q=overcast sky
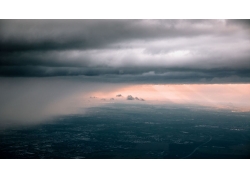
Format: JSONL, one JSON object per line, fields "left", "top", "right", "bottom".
{"left": 1, "top": 19, "right": 250, "bottom": 126}
{"left": 1, "top": 19, "right": 250, "bottom": 83}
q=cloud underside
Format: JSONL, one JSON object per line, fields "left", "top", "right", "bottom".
{"left": 1, "top": 19, "right": 250, "bottom": 83}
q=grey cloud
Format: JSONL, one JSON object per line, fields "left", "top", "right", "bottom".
{"left": 0, "top": 20, "right": 250, "bottom": 83}
{"left": 116, "top": 94, "right": 123, "bottom": 97}
{"left": 127, "top": 95, "right": 145, "bottom": 101}
{"left": 1, "top": 65, "right": 249, "bottom": 84}
{"left": 1, "top": 20, "right": 235, "bottom": 52}
{"left": 226, "top": 19, "right": 250, "bottom": 29}
{"left": 127, "top": 95, "right": 134, "bottom": 100}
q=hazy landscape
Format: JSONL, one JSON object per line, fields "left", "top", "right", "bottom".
{"left": 0, "top": 20, "right": 250, "bottom": 159}
{"left": 1, "top": 102, "right": 250, "bottom": 159}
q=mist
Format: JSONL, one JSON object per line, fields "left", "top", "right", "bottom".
{"left": 1, "top": 76, "right": 250, "bottom": 129}
{"left": 0, "top": 77, "right": 130, "bottom": 128}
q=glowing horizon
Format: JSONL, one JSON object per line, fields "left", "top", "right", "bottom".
{"left": 89, "top": 84, "right": 250, "bottom": 112}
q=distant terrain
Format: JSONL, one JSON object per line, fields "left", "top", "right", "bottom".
{"left": 0, "top": 103, "right": 250, "bottom": 159}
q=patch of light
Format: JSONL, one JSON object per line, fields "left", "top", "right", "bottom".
{"left": 217, "top": 19, "right": 226, "bottom": 25}
{"left": 168, "top": 50, "right": 190, "bottom": 57}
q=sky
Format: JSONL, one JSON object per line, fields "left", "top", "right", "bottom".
{"left": 0, "top": 20, "right": 250, "bottom": 127}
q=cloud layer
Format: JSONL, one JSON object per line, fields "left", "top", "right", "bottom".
{"left": 1, "top": 20, "right": 250, "bottom": 83}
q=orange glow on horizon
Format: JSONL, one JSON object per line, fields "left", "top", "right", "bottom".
{"left": 90, "top": 84, "right": 250, "bottom": 112}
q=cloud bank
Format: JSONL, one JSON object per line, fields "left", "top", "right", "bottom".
{"left": 1, "top": 20, "right": 250, "bottom": 83}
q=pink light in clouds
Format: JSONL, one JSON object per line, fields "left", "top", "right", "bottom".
{"left": 90, "top": 84, "right": 250, "bottom": 111}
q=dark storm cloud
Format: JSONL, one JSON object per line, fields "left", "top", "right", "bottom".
{"left": 0, "top": 19, "right": 232, "bottom": 52}
{"left": 1, "top": 65, "right": 249, "bottom": 84}
{"left": 0, "top": 19, "right": 250, "bottom": 83}
{"left": 226, "top": 19, "right": 250, "bottom": 28}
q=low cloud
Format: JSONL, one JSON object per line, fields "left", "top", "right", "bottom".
{"left": 135, "top": 97, "right": 145, "bottom": 101}
{"left": 126, "top": 95, "right": 145, "bottom": 101}
{"left": 127, "top": 95, "right": 134, "bottom": 100}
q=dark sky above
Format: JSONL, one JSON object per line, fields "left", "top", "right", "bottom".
{"left": 1, "top": 19, "right": 250, "bottom": 83}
